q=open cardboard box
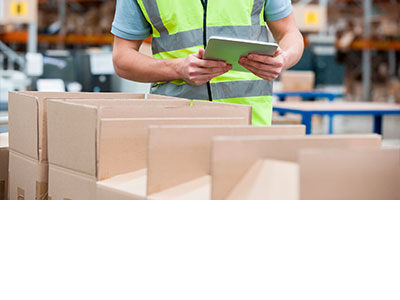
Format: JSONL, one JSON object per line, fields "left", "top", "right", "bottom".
{"left": 145, "top": 125, "right": 306, "bottom": 200}
{"left": 224, "top": 148, "right": 400, "bottom": 200}
{"left": 9, "top": 91, "right": 251, "bottom": 199}
{"left": 299, "top": 148, "right": 400, "bottom": 200}
{"left": 8, "top": 91, "right": 180, "bottom": 162}
{"left": 0, "top": 133, "right": 9, "bottom": 200}
{"left": 46, "top": 100, "right": 252, "bottom": 200}
{"left": 8, "top": 91, "right": 179, "bottom": 199}
{"left": 210, "top": 134, "right": 382, "bottom": 199}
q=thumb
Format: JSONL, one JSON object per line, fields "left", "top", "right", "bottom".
{"left": 197, "top": 48, "right": 205, "bottom": 59}
{"left": 274, "top": 47, "right": 282, "bottom": 57}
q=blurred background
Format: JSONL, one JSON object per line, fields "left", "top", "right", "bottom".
{"left": 0, "top": 0, "right": 399, "bottom": 140}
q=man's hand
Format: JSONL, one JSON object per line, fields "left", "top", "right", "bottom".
{"left": 238, "top": 48, "right": 287, "bottom": 81}
{"left": 177, "top": 49, "right": 232, "bottom": 85}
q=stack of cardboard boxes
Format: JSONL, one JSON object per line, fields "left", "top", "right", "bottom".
{"left": 4, "top": 91, "right": 400, "bottom": 200}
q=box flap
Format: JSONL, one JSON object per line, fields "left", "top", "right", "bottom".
{"left": 211, "top": 134, "right": 382, "bottom": 200}
{"left": 8, "top": 150, "right": 48, "bottom": 200}
{"left": 225, "top": 159, "right": 299, "bottom": 200}
{"left": 98, "top": 117, "right": 247, "bottom": 180}
{"left": 299, "top": 149, "right": 400, "bottom": 200}
{"left": 97, "top": 169, "right": 147, "bottom": 200}
{"left": 48, "top": 164, "right": 96, "bottom": 200}
{"left": 149, "top": 175, "right": 211, "bottom": 200}
{"left": 147, "top": 125, "right": 305, "bottom": 195}
{"left": 98, "top": 100, "right": 251, "bottom": 122}
{"left": 8, "top": 92, "right": 39, "bottom": 159}
{"left": 47, "top": 100, "right": 97, "bottom": 176}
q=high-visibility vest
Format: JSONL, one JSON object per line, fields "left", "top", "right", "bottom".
{"left": 136, "top": 0, "right": 273, "bottom": 125}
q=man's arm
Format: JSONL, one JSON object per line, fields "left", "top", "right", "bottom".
{"left": 112, "top": 36, "right": 231, "bottom": 86}
{"left": 238, "top": 13, "right": 304, "bottom": 81}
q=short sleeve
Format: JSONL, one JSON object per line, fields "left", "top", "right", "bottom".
{"left": 264, "top": 0, "right": 293, "bottom": 21}
{"left": 111, "top": 0, "right": 152, "bottom": 40}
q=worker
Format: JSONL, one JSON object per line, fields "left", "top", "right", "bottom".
{"left": 112, "top": 0, "right": 304, "bottom": 125}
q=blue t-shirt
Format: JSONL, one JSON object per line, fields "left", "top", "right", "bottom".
{"left": 112, "top": 0, "right": 293, "bottom": 40}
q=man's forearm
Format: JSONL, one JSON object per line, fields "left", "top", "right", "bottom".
{"left": 278, "top": 30, "right": 304, "bottom": 70}
{"left": 113, "top": 49, "right": 182, "bottom": 83}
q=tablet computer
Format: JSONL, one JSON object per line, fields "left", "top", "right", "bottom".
{"left": 204, "top": 36, "right": 279, "bottom": 72}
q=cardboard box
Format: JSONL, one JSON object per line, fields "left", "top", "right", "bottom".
{"left": 96, "top": 170, "right": 147, "bottom": 200}
{"left": 46, "top": 100, "right": 251, "bottom": 199}
{"left": 146, "top": 125, "right": 306, "bottom": 199}
{"left": 8, "top": 91, "right": 220, "bottom": 200}
{"left": 48, "top": 164, "right": 96, "bottom": 200}
{"left": 8, "top": 91, "right": 179, "bottom": 162}
{"left": 0, "top": 0, "right": 37, "bottom": 24}
{"left": 0, "top": 132, "right": 8, "bottom": 200}
{"left": 293, "top": 4, "right": 328, "bottom": 33}
{"left": 211, "top": 134, "right": 382, "bottom": 200}
{"left": 299, "top": 149, "right": 400, "bottom": 200}
{"left": 225, "top": 159, "right": 300, "bottom": 200}
{"left": 281, "top": 71, "right": 315, "bottom": 92}
{"left": 8, "top": 150, "right": 48, "bottom": 200}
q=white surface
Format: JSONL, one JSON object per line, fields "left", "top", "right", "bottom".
{"left": 0, "top": 203, "right": 400, "bottom": 300}
{"left": 25, "top": 52, "right": 43, "bottom": 77}
{"left": 36, "top": 79, "right": 65, "bottom": 92}
{"left": 90, "top": 52, "right": 114, "bottom": 75}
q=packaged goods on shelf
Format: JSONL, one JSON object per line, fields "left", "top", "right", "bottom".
{"left": 0, "top": 0, "right": 37, "bottom": 25}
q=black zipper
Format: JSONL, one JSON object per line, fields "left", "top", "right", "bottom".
{"left": 201, "top": 0, "right": 213, "bottom": 101}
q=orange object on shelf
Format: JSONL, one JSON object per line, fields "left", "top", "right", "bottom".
{"left": 0, "top": 31, "right": 152, "bottom": 45}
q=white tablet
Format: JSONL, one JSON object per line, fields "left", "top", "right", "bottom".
{"left": 204, "top": 36, "right": 279, "bottom": 72}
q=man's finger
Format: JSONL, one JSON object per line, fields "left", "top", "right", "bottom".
{"left": 247, "top": 54, "right": 282, "bottom": 67}
{"left": 196, "top": 48, "right": 205, "bottom": 59}
{"left": 238, "top": 63, "right": 275, "bottom": 80}
{"left": 197, "top": 57, "right": 228, "bottom": 68}
{"left": 239, "top": 58, "right": 270, "bottom": 72}
{"left": 198, "top": 66, "right": 231, "bottom": 75}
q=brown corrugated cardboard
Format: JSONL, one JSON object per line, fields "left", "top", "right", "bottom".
{"left": 299, "top": 149, "right": 400, "bottom": 200}
{"left": 47, "top": 100, "right": 250, "bottom": 179}
{"left": 148, "top": 176, "right": 211, "bottom": 200}
{"left": 8, "top": 150, "right": 48, "bottom": 200}
{"left": 96, "top": 170, "right": 147, "bottom": 200}
{"left": 226, "top": 160, "right": 299, "bottom": 200}
{"left": 0, "top": 133, "right": 9, "bottom": 200}
{"left": 147, "top": 125, "right": 305, "bottom": 198}
{"left": 281, "top": 71, "right": 315, "bottom": 92}
{"left": 211, "top": 134, "right": 382, "bottom": 200}
{"left": 8, "top": 91, "right": 172, "bottom": 162}
{"left": 97, "top": 100, "right": 251, "bottom": 120}
{"left": 99, "top": 118, "right": 247, "bottom": 180}
{"left": 46, "top": 100, "right": 251, "bottom": 199}
{"left": 48, "top": 164, "right": 96, "bottom": 200}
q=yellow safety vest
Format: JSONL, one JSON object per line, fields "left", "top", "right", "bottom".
{"left": 136, "top": 0, "right": 273, "bottom": 125}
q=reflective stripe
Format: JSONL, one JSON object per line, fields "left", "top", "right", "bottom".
{"left": 211, "top": 80, "right": 273, "bottom": 99}
{"left": 251, "top": 0, "right": 265, "bottom": 26}
{"left": 151, "top": 82, "right": 209, "bottom": 100}
{"left": 141, "top": 0, "right": 169, "bottom": 36}
{"left": 152, "top": 25, "right": 269, "bottom": 55}
{"left": 152, "top": 28, "right": 203, "bottom": 55}
{"left": 151, "top": 79, "right": 272, "bottom": 100}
